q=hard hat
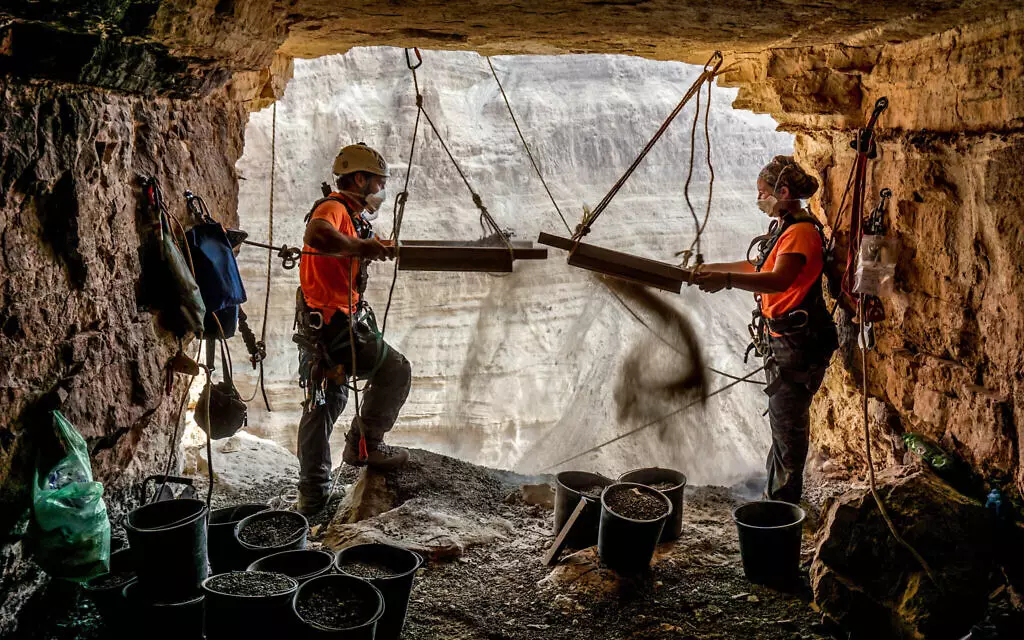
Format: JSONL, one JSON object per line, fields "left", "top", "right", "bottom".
{"left": 332, "top": 142, "right": 390, "bottom": 177}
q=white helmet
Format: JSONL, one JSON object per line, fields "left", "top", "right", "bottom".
{"left": 332, "top": 143, "right": 390, "bottom": 177}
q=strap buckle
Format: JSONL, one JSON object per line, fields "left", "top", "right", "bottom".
{"left": 308, "top": 311, "right": 324, "bottom": 331}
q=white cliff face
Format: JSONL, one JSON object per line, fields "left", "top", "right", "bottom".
{"left": 230, "top": 47, "right": 793, "bottom": 486}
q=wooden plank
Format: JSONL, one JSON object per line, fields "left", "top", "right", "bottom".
{"left": 544, "top": 497, "right": 589, "bottom": 566}
{"left": 537, "top": 232, "right": 691, "bottom": 294}
{"left": 397, "top": 240, "right": 548, "bottom": 273}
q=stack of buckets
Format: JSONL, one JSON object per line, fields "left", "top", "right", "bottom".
{"left": 121, "top": 498, "right": 211, "bottom": 639}
{"left": 83, "top": 498, "right": 425, "bottom": 639}
{"left": 556, "top": 467, "right": 806, "bottom": 584}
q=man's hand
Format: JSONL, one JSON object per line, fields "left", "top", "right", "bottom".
{"left": 694, "top": 270, "right": 729, "bottom": 293}
{"left": 359, "top": 237, "right": 396, "bottom": 261}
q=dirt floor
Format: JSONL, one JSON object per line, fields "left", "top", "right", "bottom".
{"left": 10, "top": 448, "right": 1023, "bottom": 639}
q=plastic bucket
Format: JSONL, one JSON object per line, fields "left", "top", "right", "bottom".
{"left": 293, "top": 574, "right": 385, "bottom": 638}
{"left": 554, "top": 471, "right": 615, "bottom": 548}
{"left": 209, "top": 503, "right": 270, "bottom": 573}
{"left": 247, "top": 549, "right": 335, "bottom": 584}
{"left": 597, "top": 483, "right": 672, "bottom": 573}
{"left": 732, "top": 500, "right": 806, "bottom": 585}
{"left": 202, "top": 571, "right": 300, "bottom": 639}
{"left": 124, "top": 498, "right": 208, "bottom": 598}
{"left": 234, "top": 509, "right": 309, "bottom": 567}
{"left": 121, "top": 581, "right": 205, "bottom": 640}
{"left": 617, "top": 467, "right": 687, "bottom": 542}
{"left": 82, "top": 547, "right": 137, "bottom": 637}
{"left": 335, "top": 543, "right": 424, "bottom": 640}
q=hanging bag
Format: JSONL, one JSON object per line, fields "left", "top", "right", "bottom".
{"left": 195, "top": 339, "right": 247, "bottom": 440}
{"left": 183, "top": 191, "right": 247, "bottom": 338}
{"left": 140, "top": 178, "right": 206, "bottom": 338}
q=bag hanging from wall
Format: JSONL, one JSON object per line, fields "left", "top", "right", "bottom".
{"left": 140, "top": 178, "right": 206, "bottom": 338}
{"left": 195, "top": 339, "right": 248, "bottom": 440}
{"left": 183, "top": 191, "right": 247, "bottom": 338}
{"left": 31, "top": 410, "right": 111, "bottom": 581}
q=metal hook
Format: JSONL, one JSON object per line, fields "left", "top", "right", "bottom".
{"left": 405, "top": 47, "right": 423, "bottom": 70}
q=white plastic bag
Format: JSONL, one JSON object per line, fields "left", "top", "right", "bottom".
{"left": 853, "top": 234, "right": 899, "bottom": 296}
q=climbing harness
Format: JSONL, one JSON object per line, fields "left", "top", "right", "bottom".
{"left": 743, "top": 209, "right": 834, "bottom": 366}
{"left": 536, "top": 52, "right": 724, "bottom": 292}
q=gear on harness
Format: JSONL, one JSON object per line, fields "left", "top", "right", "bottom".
{"left": 744, "top": 211, "right": 839, "bottom": 394}
{"left": 295, "top": 192, "right": 390, "bottom": 413}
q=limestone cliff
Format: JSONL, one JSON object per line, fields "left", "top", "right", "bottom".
{"left": 231, "top": 48, "right": 793, "bottom": 484}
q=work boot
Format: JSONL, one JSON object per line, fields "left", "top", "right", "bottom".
{"left": 296, "top": 491, "right": 327, "bottom": 516}
{"left": 342, "top": 438, "right": 409, "bottom": 470}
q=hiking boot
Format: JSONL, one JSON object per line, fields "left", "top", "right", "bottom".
{"left": 342, "top": 439, "right": 409, "bottom": 470}
{"left": 296, "top": 491, "right": 327, "bottom": 516}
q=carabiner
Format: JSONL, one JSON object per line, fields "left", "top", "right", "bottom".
{"left": 405, "top": 47, "right": 423, "bottom": 70}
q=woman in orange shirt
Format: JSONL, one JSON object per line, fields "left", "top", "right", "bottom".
{"left": 694, "top": 156, "right": 838, "bottom": 504}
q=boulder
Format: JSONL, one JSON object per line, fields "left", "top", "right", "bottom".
{"left": 811, "top": 469, "right": 994, "bottom": 640}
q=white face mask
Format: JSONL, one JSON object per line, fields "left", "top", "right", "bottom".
{"left": 757, "top": 195, "right": 780, "bottom": 216}
{"left": 364, "top": 188, "right": 386, "bottom": 214}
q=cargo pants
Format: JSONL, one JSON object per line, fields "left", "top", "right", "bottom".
{"left": 296, "top": 311, "right": 412, "bottom": 498}
{"left": 763, "top": 330, "right": 832, "bottom": 504}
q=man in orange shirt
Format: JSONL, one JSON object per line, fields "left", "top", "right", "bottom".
{"left": 694, "top": 156, "right": 838, "bottom": 504}
{"left": 295, "top": 143, "right": 411, "bottom": 515}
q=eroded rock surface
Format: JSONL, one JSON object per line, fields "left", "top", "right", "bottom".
{"left": 811, "top": 470, "right": 994, "bottom": 639}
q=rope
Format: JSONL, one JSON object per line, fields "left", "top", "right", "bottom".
{"left": 571, "top": 51, "right": 723, "bottom": 242}
{"left": 858, "top": 304, "right": 940, "bottom": 587}
{"left": 540, "top": 364, "right": 765, "bottom": 472}
{"left": 252, "top": 102, "right": 278, "bottom": 410}
{"left": 487, "top": 56, "right": 572, "bottom": 235}
{"left": 404, "top": 49, "right": 515, "bottom": 260}
{"left": 682, "top": 67, "right": 702, "bottom": 259}
{"left": 686, "top": 75, "right": 716, "bottom": 260}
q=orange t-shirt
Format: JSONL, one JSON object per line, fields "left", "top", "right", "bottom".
{"left": 300, "top": 193, "right": 362, "bottom": 321}
{"left": 759, "top": 222, "right": 823, "bottom": 318}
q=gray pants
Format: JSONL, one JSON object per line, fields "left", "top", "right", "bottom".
{"left": 764, "top": 334, "right": 829, "bottom": 504}
{"left": 297, "top": 318, "right": 411, "bottom": 497}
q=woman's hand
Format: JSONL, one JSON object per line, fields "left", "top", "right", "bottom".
{"left": 694, "top": 270, "right": 730, "bottom": 293}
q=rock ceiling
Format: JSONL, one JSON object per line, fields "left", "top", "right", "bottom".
{"left": 1, "top": 1, "right": 1021, "bottom": 97}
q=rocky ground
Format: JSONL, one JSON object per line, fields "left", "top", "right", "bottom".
{"left": 11, "top": 442, "right": 1024, "bottom": 639}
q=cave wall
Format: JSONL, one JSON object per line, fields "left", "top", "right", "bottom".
{"left": 1, "top": 0, "right": 1023, "bottom": 633}
{"left": 726, "top": 13, "right": 1024, "bottom": 493}
{"left": 0, "top": 78, "right": 249, "bottom": 630}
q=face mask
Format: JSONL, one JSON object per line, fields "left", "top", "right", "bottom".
{"left": 757, "top": 195, "right": 779, "bottom": 216}
{"left": 364, "top": 188, "right": 386, "bottom": 214}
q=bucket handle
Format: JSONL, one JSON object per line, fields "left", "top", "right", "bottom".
{"left": 411, "top": 551, "right": 426, "bottom": 571}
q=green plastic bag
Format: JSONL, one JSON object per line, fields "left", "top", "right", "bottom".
{"left": 32, "top": 410, "right": 111, "bottom": 581}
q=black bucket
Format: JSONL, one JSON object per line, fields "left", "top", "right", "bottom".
{"left": 209, "top": 503, "right": 270, "bottom": 573}
{"left": 597, "top": 483, "right": 672, "bottom": 573}
{"left": 124, "top": 498, "right": 208, "bottom": 598}
{"left": 82, "top": 547, "right": 137, "bottom": 637}
{"left": 234, "top": 509, "right": 309, "bottom": 567}
{"left": 247, "top": 549, "right": 335, "bottom": 584}
{"left": 617, "top": 467, "right": 687, "bottom": 542}
{"left": 554, "top": 471, "right": 614, "bottom": 548}
{"left": 202, "top": 571, "right": 300, "bottom": 639}
{"left": 293, "top": 574, "right": 385, "bottom": 638}
{"left": 335, "top": 543, "right": 424, "bottom": 640}
{"left": 732, "top": 500, "right": 805, "bottom": 586}
{"left": 121, "top": 581, "right": 205, "bottom": 640}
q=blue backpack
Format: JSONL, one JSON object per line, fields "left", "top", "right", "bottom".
{"left": 183, "top": 192, "right": 247, "bottom": 338}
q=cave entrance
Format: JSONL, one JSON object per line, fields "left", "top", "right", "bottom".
{"left": 195, "top": 46, "right": 793, "bottom": 489}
